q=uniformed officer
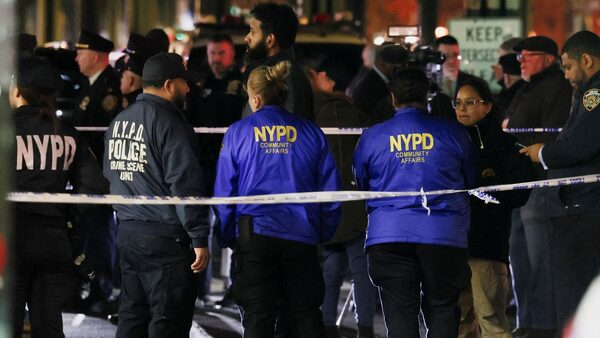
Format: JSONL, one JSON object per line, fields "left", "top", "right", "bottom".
{"left": 353, "top": 68, "right": 476, "bottom": 338}
{"left": 72, "top": 29, "right": 122, "bottom": 313}
{"left": 213, "top": 61, "right": 341, "bottom": 338}
{"left": 10, "top": 55, "right": 108, "bottom": 338}
{"left": 519, "top": 30, "right": 600, "bottom": 334}
{"left": 73, "top": 30, "right": 122, "bottom": 159}
{"left": 104, "top": 52, "right": 210, "bottom": 337}
{"left": 119, "top": 33, "right": 162, "bottom": 109}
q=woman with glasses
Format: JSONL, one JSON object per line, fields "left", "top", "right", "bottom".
{"left": 9, "top": 55, "right": 108, "bottom": 337}
{"left": 453, "top": 79, "right": 535, "bottom": 338}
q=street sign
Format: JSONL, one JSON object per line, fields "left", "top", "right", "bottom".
{"left": 449, "top": 17, "right": 522, "bottom": 92}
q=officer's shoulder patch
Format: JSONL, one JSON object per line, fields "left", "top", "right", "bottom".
{"left": 226, "top": 80, "right": 242, "bottom": 94}
{"left": 102, "top": 94, "right": 119, "bottom": 112}
{"left": 583, "top": 88, "right": 600, "bottom": 112}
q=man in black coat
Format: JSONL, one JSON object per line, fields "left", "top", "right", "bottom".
{"left": 505, "top": 36, "right": 572, "bottom": 337}
{"left": 351, "top": 44, "right": 408, "bottom": 125}
{"left": 436, "top": 35, "right": 483, "bottom": 98}
{"left": 241, "top": 2, "right": 314, "bottom": 121}
{"left": 520, "top": 30, "right": 600, "bottom": 334}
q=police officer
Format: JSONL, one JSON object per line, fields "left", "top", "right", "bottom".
{"left": 353, "top": 68, "right": 477, "bottom": 338}
{"left": 73, "top": 30, "right": 122, "bottom": 159}
{"left": 214, "top": 61, "right": 341, "bottom": 338}
{"left": 72, "top": 30, "right": 122, "bottom": 311}
{"left": 119, "top": 33, "right": 162, "bottom": 109}
{"left": 519, "top": 30, "right": 600, "bottom": 333}
{"left": 10, "top": 55, "right": 108, "bottom": 338}
{"left": 104, "top": 52, "right": 210, "bottom": 337}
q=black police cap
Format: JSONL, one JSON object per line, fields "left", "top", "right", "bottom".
{"left": 499, "top": 53, "right": 521, "bottom": 75}
{"left": 142, "top": 52, "right": 189, "bottom": 83}
{"left": 76, "top": 30, "right": 114, "bottom": 53}
{"left": 123, "top": 54, "right": 147, "bottom": 77}
{"left": 17, "top": 55, "right": 62, "bottom": 90}
{"left": 514, "top": 36, "right": 559, "bottom": 57}
{"left": 124, "top": 33, "right": 162, "bottom": 58}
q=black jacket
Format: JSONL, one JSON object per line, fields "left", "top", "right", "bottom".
{"left": 506, "top": 64, "right": 572, "bottom": 147}
{"left": 313, "top": 91, "right": 368, "bottom": 244}
{"left": 242, "top": 48, "right": 314, "bottom": 121}
{"left": 542, "top": 70, "right": 600, "bottom": 214}
{"left": 465, "top": 113, "right": 536, "bottom": 263}
{"left": 14, "top": 105, "right": 108, "bottom": 220}
{"left": 351, "top": 68, "right": 393, "bottom": 125}
{"left": 72, "top": 66, "right": 123, "bottom": 163}
{"left": 103, "top": 94, "right": 210, "bottom": 247}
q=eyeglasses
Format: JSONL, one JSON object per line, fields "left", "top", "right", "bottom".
{"left": 516, "top": 52, "right": 547, "bottom": 62}
{"left": 452, "top": 98, "right": 488, "bottom": 109}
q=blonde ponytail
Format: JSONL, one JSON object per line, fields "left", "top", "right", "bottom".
{"left": 248, "top": 61, "right": 291, "bottom": 106}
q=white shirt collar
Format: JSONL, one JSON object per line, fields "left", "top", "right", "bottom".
{"left": 88, "top": 68, "right": 105, "bottom": 86}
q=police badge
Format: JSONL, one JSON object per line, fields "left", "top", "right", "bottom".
{"left": 79, "top": 96, "right": 90, "bottom": 111}
{"left": 583, "top": 88, "right": 600, "bottom": 112}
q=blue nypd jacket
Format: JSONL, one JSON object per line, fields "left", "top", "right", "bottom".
{"left": 214, "top": 105, "right": 341, "bottom": 248}
{"left": 353, "top": 107, "right": 477, "bottom": 248}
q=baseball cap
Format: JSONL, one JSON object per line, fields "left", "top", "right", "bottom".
{"left": 514, "top": 36, "right": 559, "bottom": 57}
{"left": 76, "top": 30, "right": 114, "bottom": 53}
{"left": 142, "top": 52, "right": 189, "bottom": 83}
{"left": 16, "top": 55, "right": 62, "bottom": 90}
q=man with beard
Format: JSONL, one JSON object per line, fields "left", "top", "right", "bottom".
{"left": 519, "top": 30, "right": 600, "bottom": 335}
{"left": 241, "top": 2, "right": 314, "bottom": 121}
{"left": 103, "top": 52, "right": 211, "bottom": 337}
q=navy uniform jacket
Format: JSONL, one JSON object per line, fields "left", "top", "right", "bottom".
{"left": 103, "top": 93, "right": 210, "bottom": 247}
{"left": 542, "top": 70, "right": 600, "bottom": 214}
{"left": 73, "top": 66, "right": 122, "bottom": 163}
{"left": 214, "top": 105, "right": 341, "bottom": 248}
{"left": 14, "top": 105, "right": 108, "bottom": 220}
{"left": 353, "top": 107, "right": 477, "bottom": 249}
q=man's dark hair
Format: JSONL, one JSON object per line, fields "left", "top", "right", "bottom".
{"left": 209, "top": 33, "right": 234, "bottom": 47}
{"left": 562, "top": 30, "right": 600, "bottom": 61}
{"left": 146, "top": 28, "right": 170, "bottom": 53}
{"left": 436, "top": 35, "right": 459, "bottom": 47}
{"left": 250, "top": 2, "right": 298, "bottom": 50}
{"left": 389, "top": 68, "right": 429, "bottom": 107}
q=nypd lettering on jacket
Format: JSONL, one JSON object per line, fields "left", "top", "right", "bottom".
{"left": 16, "top": 134, "right": 76, "bottom": 171}
{"left": 253, "top": 125, "right": 297, "bottom": 154}
{"left": 390, "top": 133, "right": 434, "bottom": 163}
{"left": 107, "top": 121, "right": 148, "bottom": 181}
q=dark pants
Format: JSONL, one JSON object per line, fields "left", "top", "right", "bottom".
{"left": 79, "top": 205, "right": 117, "bottom": 300}
{"left": 367, "top": 243, "right": 470, "bottom": 338}
{"left": 232, "top": 233, "right": 326, "bottom": 338}
{"left": 552, "top": 210, "right": 600, "bottom": 331}
{"left": 116, "top": 229, "right": 198, "bottom": 338}
{"left": 10, "top": 220, "right": 76, "bottom": 338}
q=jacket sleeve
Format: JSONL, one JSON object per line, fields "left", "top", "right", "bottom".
{"left": 160, "top": 118, "right": 210, "bottom": 248}
{"left": 213, "top": 128, "right": 239, "bottom": 249}
{"left": 542, "top": 104, "right": 600, "bottom": 169}
{"left": 317, "top": 133, "right": 341, "bottom": 243}
{"left": 70, "top": 132, "right": 109, "bottom": 195}
{"left": 491, "top": 141, "right": 536, "bottom": 209}
{"left": 353, "top": 133, "right": 370, "bottom": 190}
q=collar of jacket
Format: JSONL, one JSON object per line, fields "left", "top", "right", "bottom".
{"left": 254, "top": 104, "right": 289, "bottom": 115}
{"left": 581, "top": 69, "right": 600, "bottom": 93}
{"left": 136, "top": 93, "right": 184, "bottom": 116}
{"left": 529, "top": 63, "right": 562, "bottom": 84}
{"left": 243, "top": 47, "right": 297, "bottom": 79}
{"left": 393, "top": 106, "right": 428, "bottom": 117}
{"left": 13, "top": 104, "right": 42, "bottom": 117}
{"left": 466, "top": 111, "right": 501, "bottom": 150}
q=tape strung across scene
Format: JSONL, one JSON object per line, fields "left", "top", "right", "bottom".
{"left": 75, "top": 126, "right": 563, "bottom": 135}
{"left": 7, "top": 174, "right": 600, "bottom": 206}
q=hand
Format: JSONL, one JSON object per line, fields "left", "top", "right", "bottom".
{"left": 519, "top": 143, "right": 544, "bottom": 163}
{"left": 191, "top": 247, "right": 210, "bottom": 273}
